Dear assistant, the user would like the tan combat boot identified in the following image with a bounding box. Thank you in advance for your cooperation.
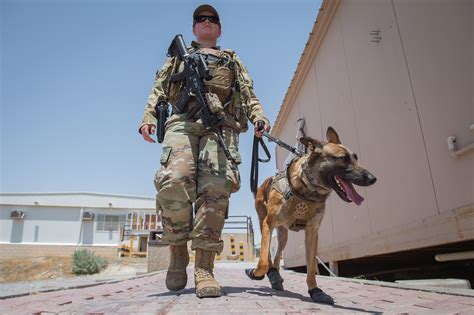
[194,248,222,298]
[165,243,190,291]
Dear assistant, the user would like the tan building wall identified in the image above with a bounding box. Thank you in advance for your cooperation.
[218,233,255,261]
[274,0,474,267]
[0,244,118,260]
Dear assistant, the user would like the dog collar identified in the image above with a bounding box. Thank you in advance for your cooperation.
[274,158,330,204]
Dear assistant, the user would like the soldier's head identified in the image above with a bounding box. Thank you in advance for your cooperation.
[192,4,221,43]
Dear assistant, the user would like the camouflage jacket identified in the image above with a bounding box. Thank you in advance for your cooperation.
[139,42,269,134]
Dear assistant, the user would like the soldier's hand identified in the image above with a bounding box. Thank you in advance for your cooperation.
[140,124,156,143]
[254,120,270,138]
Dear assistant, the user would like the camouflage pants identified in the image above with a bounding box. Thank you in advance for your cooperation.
[154,114,241,254]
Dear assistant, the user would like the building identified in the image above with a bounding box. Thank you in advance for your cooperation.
[272,0,474,272]
[0,192,158,259]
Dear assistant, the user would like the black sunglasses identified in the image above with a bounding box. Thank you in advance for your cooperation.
[194,15,220,24]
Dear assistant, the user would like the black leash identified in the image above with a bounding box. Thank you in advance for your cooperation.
[250,136,271,194]
[250,128,305,194]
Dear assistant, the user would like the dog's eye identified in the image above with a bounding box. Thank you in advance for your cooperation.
[353,154,358,161]
[338,156,351,163]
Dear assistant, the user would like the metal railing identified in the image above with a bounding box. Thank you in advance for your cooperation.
[223,215,255,248]
[141,215,255,248]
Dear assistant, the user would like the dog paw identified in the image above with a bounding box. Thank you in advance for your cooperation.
[308,287,334,305]
[266,267,284,291]
[245,268,265,280]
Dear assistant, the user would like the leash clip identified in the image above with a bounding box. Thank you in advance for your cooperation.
[284,190,293,200]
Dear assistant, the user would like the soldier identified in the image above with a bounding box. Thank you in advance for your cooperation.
[139,4,270,298]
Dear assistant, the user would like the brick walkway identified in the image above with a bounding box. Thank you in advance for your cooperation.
[1,263,473,314]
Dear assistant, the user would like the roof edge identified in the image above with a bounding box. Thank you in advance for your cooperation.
[272,0,341,137]
[0,192,155,200]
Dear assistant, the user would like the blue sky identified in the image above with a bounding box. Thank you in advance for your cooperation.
[1,0,322,240]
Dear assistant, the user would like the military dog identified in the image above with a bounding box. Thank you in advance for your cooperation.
[245,127,376,305]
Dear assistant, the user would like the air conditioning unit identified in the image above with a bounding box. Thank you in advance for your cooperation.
[10,211,25,220]
[82,212,95,221]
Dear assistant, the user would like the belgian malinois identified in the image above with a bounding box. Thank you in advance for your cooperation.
[246,127,377,305]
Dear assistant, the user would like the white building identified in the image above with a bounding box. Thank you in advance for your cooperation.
[0,192,158,259]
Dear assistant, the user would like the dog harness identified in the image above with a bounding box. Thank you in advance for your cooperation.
[271,166,330,232]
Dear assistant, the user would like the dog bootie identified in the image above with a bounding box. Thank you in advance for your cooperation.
[267,267,284,290]
[245,268,265,280]
[308,287,334,305]
[165,243,189,291]
[194,249,222,298]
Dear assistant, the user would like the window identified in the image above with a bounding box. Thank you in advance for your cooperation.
[124,211,158,230]
[96,214,126,231]
[144,214,157,230]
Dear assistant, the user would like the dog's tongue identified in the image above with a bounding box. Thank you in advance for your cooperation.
[339,178,364,206]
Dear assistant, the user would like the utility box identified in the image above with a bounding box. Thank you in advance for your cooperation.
[147,230,170,273]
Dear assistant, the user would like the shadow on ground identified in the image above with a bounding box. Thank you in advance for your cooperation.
[149,285,381,314]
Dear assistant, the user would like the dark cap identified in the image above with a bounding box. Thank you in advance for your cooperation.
[193,4,220,21]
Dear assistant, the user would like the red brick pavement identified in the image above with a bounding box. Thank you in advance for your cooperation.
[1,264,473,314]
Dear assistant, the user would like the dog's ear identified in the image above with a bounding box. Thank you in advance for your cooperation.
[307,149,322,166]
[299,136,313,148]
[326,127,341,144]
[299,136,323,152]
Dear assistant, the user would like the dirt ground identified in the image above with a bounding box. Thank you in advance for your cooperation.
[0,256,147,284]
[0,257,74,283]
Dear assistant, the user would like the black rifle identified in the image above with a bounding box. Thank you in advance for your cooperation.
[167,34,233,161]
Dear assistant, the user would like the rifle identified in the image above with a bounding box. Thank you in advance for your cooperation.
[167,34,233,161]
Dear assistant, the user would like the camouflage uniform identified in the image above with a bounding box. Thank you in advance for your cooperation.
[139,41,269,254]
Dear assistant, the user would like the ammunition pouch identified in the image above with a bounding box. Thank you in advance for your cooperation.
[206,64,234,103]
[205,92,224,118]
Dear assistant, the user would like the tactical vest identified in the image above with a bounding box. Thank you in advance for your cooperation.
[168,47,235,110]
[163,47,249,132]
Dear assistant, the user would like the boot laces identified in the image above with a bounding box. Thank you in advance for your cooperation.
[194,267,214,282]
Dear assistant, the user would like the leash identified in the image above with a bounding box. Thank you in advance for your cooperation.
[250,136,271,194]
[261,131,305,157]
[250,125,305,194]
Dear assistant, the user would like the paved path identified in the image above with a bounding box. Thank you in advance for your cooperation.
[1,262,473,314]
